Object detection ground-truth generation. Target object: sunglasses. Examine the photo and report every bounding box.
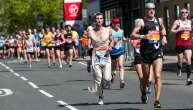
[181,11,188,14]
[146,8,155,11]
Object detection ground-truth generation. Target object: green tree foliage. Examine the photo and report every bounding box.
[1,0,63,34]
[82,0,87,9]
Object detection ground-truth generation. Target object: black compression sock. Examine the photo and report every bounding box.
[186,65,191,79]
[177,62,182,70]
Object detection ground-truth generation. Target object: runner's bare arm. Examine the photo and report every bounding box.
[131,19,146,40]
[122,30,130,43]
[170,20,182,34]
[61,35,66,44]
[159,18,167,45]
[109,30,114,48]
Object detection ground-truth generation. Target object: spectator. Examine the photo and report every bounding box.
[75,23,84,58]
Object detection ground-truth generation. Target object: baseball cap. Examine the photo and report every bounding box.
[112,18,120,23]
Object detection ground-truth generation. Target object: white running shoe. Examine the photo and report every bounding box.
[98,98,104,105]
[186,78,193,85]
[20,57,23,61]
[176,69,181,77]
[29,65,32,68]
[59,65,62,69]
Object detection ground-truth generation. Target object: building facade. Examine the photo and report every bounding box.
[155,0,193,53]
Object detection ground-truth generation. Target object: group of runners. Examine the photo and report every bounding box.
[0,2,192,108]
[0,25,82,68]
[87,2,193,108]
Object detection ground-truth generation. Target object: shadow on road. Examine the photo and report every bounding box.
[58,102,142,108]
[65,80,92,82]
[38,84,62,87]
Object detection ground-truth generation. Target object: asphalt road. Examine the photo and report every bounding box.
[0,59,193,110]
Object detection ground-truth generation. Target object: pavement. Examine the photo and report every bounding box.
[73,54,192,73]
[0,56,193,110]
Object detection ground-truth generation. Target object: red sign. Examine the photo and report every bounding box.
[64,2,82,20]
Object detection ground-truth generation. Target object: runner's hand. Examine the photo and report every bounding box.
[108,46,112,52]
[144,34,152,40]
[161,36,167,46]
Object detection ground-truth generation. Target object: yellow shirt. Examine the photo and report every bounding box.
[72,31,78,39]
[44,32,53,47]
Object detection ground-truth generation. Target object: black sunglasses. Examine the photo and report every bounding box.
[181,11,188,14]
[146,8,155,11]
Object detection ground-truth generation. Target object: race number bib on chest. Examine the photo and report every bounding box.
[95,46,109,63]
[181,30,190,40]
[148,30,160,44]
[56,40,61,46]
[27,45,33,52]
[67,38,72,44]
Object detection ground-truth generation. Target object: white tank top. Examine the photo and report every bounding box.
[178,20,191,31]
[26,40,34,52]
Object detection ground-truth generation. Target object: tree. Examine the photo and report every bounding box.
[82,0,87,9]
[0,0,63,34]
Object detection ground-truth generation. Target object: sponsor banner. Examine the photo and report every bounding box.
[64,0,82,20]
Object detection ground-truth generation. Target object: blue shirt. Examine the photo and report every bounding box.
[75,27,84,38]
[110,29,124,56]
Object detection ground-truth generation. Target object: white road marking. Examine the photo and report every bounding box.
[28,82,39,88]
[20,77,28,81]
[9,69,14,73]
[39,90,54,98]
[5,66,9,69]
[13,73,20,76]
[0,89,13,97]
[57,101,79,110]
[77,62,87,66]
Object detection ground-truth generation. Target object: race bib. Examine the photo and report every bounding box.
[56,40,61,46]
[148,30,160,44]
[67,38,72,44]
[134,45,140,54]
[114,43,122,49]
[95,46,109,63]
[27,45,33,52]
[0,44,2,46]
[181,30,190,40]
[46,38,51,42]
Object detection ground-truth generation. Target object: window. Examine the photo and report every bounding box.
[164,7,170,39]
[174,5,179,19]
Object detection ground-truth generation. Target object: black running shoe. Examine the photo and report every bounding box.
[141,93,148,104]
[154,100,162,108]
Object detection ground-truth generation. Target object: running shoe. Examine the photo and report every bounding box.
[146,85,151,94]
[87,64,91,73]
[41,59,44,62]
[98,98,104,105]
[120,82,125,88]
[48,63,51,68]
[18,57,20,59]
[186,78,193,85]
[176,69,181,77]
[59,65,62,69]
[154,100,162,108]
[69,63,72,67]
[53,62,56,65]
[20,57,23,61]
[141,93,148,104]
[66,62,69,66]
[111,76,114,83]
[113,71,118,76]
[29,65,32,68]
